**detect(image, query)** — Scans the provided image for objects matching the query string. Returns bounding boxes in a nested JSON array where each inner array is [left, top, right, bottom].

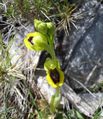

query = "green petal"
[[44, 58, 60, 72], [44, 58, 56, 71]]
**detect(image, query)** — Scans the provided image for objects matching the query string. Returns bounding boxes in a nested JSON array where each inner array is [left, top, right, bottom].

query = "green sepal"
[[44, 58, 60, 72]]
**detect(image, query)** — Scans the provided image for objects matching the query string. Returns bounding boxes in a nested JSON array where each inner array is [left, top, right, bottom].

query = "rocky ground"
[[1, 0, 103, 118]]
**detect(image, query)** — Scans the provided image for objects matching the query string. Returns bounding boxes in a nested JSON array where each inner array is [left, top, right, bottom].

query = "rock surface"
[[57, 0, 103, 89], [56, 0, 103, 117]]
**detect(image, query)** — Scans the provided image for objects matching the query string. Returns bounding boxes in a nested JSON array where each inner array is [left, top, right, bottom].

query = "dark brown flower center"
[[28, 36, 34, 45], [50, 68, 60, 84]]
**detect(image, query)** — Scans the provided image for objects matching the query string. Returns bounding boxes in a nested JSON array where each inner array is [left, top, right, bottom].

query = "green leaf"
[[75, 110, 85, 119]]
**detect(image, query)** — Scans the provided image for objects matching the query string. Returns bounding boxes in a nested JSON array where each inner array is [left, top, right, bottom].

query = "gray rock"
[[58, 0, 103, 89], [55, 0, 103, 116]]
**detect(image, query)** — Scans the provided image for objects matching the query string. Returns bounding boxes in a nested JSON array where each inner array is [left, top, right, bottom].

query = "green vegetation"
[[0, 0, 79, 34]]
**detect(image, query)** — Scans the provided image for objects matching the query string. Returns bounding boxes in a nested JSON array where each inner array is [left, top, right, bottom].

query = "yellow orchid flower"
[[24, 32, 48, 51], [44, 58, 64, 88]]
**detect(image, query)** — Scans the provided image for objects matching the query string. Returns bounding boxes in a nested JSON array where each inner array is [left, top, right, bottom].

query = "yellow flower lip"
[[44, 58, 64, 88], [24, 32, 35, 50], [46, 67, 64, 88]]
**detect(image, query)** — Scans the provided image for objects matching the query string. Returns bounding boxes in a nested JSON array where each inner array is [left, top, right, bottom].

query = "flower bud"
[[47, 22, 55, 36], [34, 19, 41, 28], [24, 32, 48, 51]]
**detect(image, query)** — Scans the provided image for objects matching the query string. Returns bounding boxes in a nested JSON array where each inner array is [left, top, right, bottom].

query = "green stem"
[[56, 87, 60, 95], [45, 43, 56, 60], [50, 87, 61, 113], [49, 45, 56, 59], [46, 34, 56, 60]]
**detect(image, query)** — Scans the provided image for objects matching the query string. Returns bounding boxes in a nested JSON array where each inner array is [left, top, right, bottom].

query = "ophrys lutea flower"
[[44, 58, 64, 88], [24, 32, 48, 51]]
